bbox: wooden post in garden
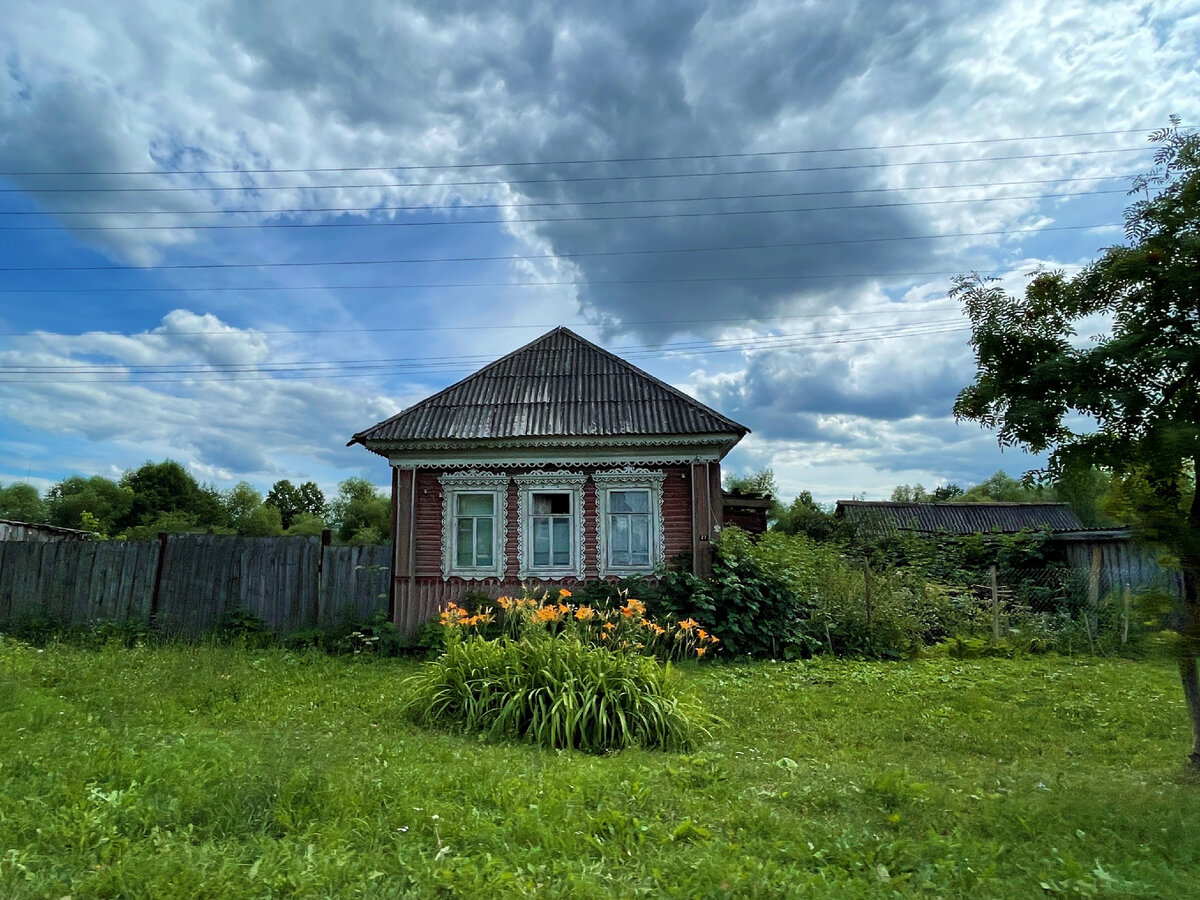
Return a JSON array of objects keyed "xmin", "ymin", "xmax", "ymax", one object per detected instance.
[
  {"xmin": 315, "ymin": 529, "xmax": 332, "ymax": 627},
  {"xmin": 1088, "ymin": 545, "xmax": 1102, "ymax": 644},
  {"xmin": 1122, "ymin": 582, "xmax": 1131, "ymax": 646},
  {"xmin": 990, "ymin": 564, "xmax": 1000, "ymax": 644},
  {"xmin": 864, "ymin": 560, "xmax": 873, "ymax": 646},
  {"xmin": 148, "ymin": 532, "xmax": 169, "ymax": 629}
]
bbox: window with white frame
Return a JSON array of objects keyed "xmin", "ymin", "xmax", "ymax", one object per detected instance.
[
  {"xmin": 439, "ymin": 472, "xmax": 508, "ymax": 579},
  {"xmin": 606, "ymin": 489, "xmax": 652, "ymax": 568},
  {"xmin": 454, "ymin": 493, "xmax": 497, "ymax": 569},
  {"xmin": 515, "ymin": 473, "xmax": 585, "ymax": 578},
  {"xmin": 594, "ymin": 469, "xmax": 665, "ymax": 576}
]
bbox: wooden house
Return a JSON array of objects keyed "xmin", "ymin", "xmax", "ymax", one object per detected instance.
[{"xmin": 350, "ymin": 327, "xmax": 749, "ymax": 632}]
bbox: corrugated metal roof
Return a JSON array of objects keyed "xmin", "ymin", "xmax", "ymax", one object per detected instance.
[
  {"xmin": 350, "ymin": 327, "xmax": 750, "ymax": 445},
  {"xmin": 835, "ymin": 501, "xmax": 1085, "ymax": 535}
]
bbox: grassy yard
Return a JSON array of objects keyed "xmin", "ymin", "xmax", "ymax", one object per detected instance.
[{"xmin": 1, "ymin": 640, "xmax": 1197, "ymax": 898}]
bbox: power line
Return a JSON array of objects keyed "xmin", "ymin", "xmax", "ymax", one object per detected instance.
[
  {"xmin": 0, "ymin": 323, "xmax": 971, "ymax": 384},
  {"xmin": 0, "ymin": 318, "xmax": 965, "ymax": 372},
  {"xmin": 0, "ymin": 304, "xmax": 974, "ymax": 338},
  {"xmin": 0, "ymin": 271, "xmax": 982, "ymax": 296},
  {"xmin": 0, "ymin": 223, "xmax": 1122, "ymax": 273},
  {"xmin": 0, "ymin": 188, "xmax": 1127, "ymax": 232},
  {"xmin": 0, "ymin": 174, "xmax": 1136, "ymax": 218},
  {"xmin": 0, "ymin": 148, "xmax": 1149, "ymax": 194},
  {"xmin": 0, "ymin": 127, "xmax": 1164, "ymax": 177}
]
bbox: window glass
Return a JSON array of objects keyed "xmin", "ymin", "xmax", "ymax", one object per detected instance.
[
  {"xmin": 457, "ymin": 494, "xmax": 494, "ymax": 516},
  {"xmin": 454, "ymin": 492, "xmax": 496, "ymax": 569},
  {"xmin": 607, "ymin": 489, "xmax": 651, "ymax": 568},
  {"xmin": 529, "ymin": 491, "xmax": 573, "ymax": 570}
]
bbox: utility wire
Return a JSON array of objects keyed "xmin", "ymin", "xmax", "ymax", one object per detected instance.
[
  {"xmin": 0, "ymin": 126, "xmax": 1165, "ymax": 177},
  {"xmin": 0, "ymin": 271, "xmax": 985, "ymax": 296},
  {"xmin": 0, "ymin": 148, "xmax": 1149, "ymax": 194},
  {"xmin": 0, "ymin": 318, "xmax": 966, "ymax": 372},
  {"xmin": 0, "ymin": 223, "xmax": 1122, "ymax": 273},
  {"xmin": 0, "ymin": 304, "xmax": 977, "ymax": 337},
  {"xmin": 0, "ymin": 188, "xmax": 1127, "ymax": 232},
  {"xmin": 0, "ymin": 324, "xmax": 971, "ymax": 384},
  {"xmin": 0, "ymin": 174, "xmax": 1136, "ymax": 217}
]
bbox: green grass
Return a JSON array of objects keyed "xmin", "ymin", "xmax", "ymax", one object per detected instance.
[{"xmin": 1, "ymin": 639, "xmax": 1197, "ymax": 898}]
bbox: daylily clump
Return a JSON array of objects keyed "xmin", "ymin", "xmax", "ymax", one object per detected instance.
[{"xmin": 438, "ymin": 588, "xmax": 718, "ymax": 661}]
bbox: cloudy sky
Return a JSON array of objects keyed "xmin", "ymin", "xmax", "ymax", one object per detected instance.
[{"xmin": 1, "ymin": 0, "xmax": 1198, "ymax": 503}]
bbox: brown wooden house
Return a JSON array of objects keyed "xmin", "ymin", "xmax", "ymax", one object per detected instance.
[{"xmin": 350, "ymin": 327, "xmax": 749, "ymax": 632}]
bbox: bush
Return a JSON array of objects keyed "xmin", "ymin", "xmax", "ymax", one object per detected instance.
[
  {"xmin": 648, "ymin": 530, "xmax": 820, "ymax": 658},
  {"xmin": 401, "ymin": 630, "xmax": 713, "ymax": 752},
  {"xmin": 648, "ymin": 528, "xmax": 961, "ymax": 660}
]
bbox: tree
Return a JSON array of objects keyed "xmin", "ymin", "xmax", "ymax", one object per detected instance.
[
  {"xmin": 46, "ymin": 475, "xmax": 134, "ymax": 534},
  {"xmin": 889, "ymin": 483, "xmax": 932, "ymax": 502},
  {"xmin": 959, "ymin": 470, "xmax": 1045, "ymax": 503},
  {"xmin": 330, "ymin": 477, "xmax": 391, "ymax": 543},
  {"xmin": 0, "ymin": 482, "xmax": 47, "ymax": 523},
  {"xmin": 119, "ymin": 460, "xmax": 203, "ymax": 530},
  {"xmin": 772, "ymin": 490, "xmax": 839, "ymax": 541},
  {"xmin": 243, "ymin": 504, "xmax": 284, "ymax": 537},
  {"xmin": 723, "ymin": 467, "xmax": 778, "ymax": 497},
  {"xmin": 952, "ymin": 120, "xmax": 1200, "ymax": 766},
  {"xmin": 286, "ymin": 512, "xmax": 328, "ymax": 536},
  {"xmin": 930, "ymin": 484, "xmax": 965, "ymax": 502},
  {"xmin": 222, "ymin": 482, "xmax": 264, "ymax": 533},
  {"xmin": 265, "ymin": 480, "xmax": 302, "ymax": 529},
  {"xmin": 296, "ymin": 481, "xmax": 326, "ymax": 518}
]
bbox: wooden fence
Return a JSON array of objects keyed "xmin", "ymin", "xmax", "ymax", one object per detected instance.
[{"xmin": 0, "ymin": 534, "xmax": 392, "ymax": 637}]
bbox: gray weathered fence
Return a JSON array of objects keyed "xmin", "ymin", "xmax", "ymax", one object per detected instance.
[{"xmin": 0, "ymin": 534, "xmax": 391, "ymax": 637}]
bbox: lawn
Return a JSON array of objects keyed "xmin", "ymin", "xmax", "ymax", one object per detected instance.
[{"xmin": 1, "ymin": 639, "xmax": 1197, "ymax": 898}]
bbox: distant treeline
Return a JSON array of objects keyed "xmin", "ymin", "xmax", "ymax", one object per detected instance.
[
  {"xmin": 0, "ymin": 460, "xmax": 390, "ymax": 544},
  {"xmin": 723, "ymin": 467, "xmax": 1131, "ymax": 543}
]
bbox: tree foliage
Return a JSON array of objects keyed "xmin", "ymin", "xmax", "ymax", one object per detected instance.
[
  {"xmin": 331, "ymin": 477, "xmax": 391, "ymax": 543},
  {"xmin": 266, "ymin": 479, "xmax": 326, "ymax": 529},
  {"xmin": 46, "ymin": 475, "xmax": 134, "ymax": 534},
  {"xmin": 0, "ymin": 482, "xmax": 47, "ymax": 523},
  {"xmin": 723, "ymin": 467, "xmax": 778, "ymax": 497},
  {"xmin": 952, "ymin": 119, "xmax": 1200, "ymax": 764}
]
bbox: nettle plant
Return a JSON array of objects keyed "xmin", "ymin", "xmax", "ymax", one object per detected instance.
[{"xmin": 401, "ymin": 588, "xmax": 717, "ymax": 753}]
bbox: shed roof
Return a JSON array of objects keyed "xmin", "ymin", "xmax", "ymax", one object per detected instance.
[
  {"xmin": 350, "ymin": 327, "xmax": 749, "ymax": 447},
  {"xmin": 835, "ymin": 501, "xmax": 1085, "ymax": 536}
]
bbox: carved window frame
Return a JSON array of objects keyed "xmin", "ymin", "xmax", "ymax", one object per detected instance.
[
  {"xmin": 594, "ymin": 468, "xmax": 666, "ymax": 577},
  {"xmin": 438, "ymin": 471, "xmax": 509, "ymax": 580},
  {"xmin": 513, "ymin": 472, "xmax": 587, "ymax": 580}
]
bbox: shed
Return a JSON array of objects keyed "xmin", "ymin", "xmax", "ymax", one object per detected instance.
[
  {"xmin": 834, "ymin": 500, "xmax": 1181, "ymax": 598},
  {"xmin": 0, "ymin": 519, "xmax": 95, "ymax": 542}
]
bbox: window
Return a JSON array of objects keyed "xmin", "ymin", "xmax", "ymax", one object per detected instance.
[
  {"xmin": 439, "ymin": 472, "xmax": 508, "ymax": 579},
  {"xmin": 607, "ymin": 489, "xmax": 651, "ymax": 568},
  {"xmin": 515, "ymin": 473, "xmax": 586, "ymax": 578},
  {"xmin": 594, "ymin": 469, "xmax": 665, "ymax": 576},
  {"xmin": 531, "ymin": 493, "xmax": 572, "ymax": 568},
  {"xmin": 454, "ymin": 493, "xmax": 496, "ymax": 569}
]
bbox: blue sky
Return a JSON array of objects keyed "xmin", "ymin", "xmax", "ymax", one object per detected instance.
[{"xmin": 1, "ymin": 0, "xmax": 1198, "ymax": 503}]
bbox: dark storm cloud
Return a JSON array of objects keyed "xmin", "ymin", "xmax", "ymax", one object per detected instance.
[
  {"xmin": 693, "ymin": 340, "xmax": 973, "ymax": 441},
  {"xmin": 216, "ymin": 0, "xmax": 998, "ymax": 341}
]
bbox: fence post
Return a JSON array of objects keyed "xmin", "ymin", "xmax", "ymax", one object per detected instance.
[
  {"xmin": 864, "ymin": 560, "xmax": 873, "ymax": 647},
  {"xmin": 1122, "ymin": 582, "xmax": 1131, "ymax": 645},
  {"xmin": 990, "ymin": 564, "xmax": 1000, "ymax": 644},
  {"xmin": 148, "ymin": 532, "xmax": 169, "ymax": 629},
  {"xmin": 315, "ymin": 529, "xmax": 332, "ymax": 627}
]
